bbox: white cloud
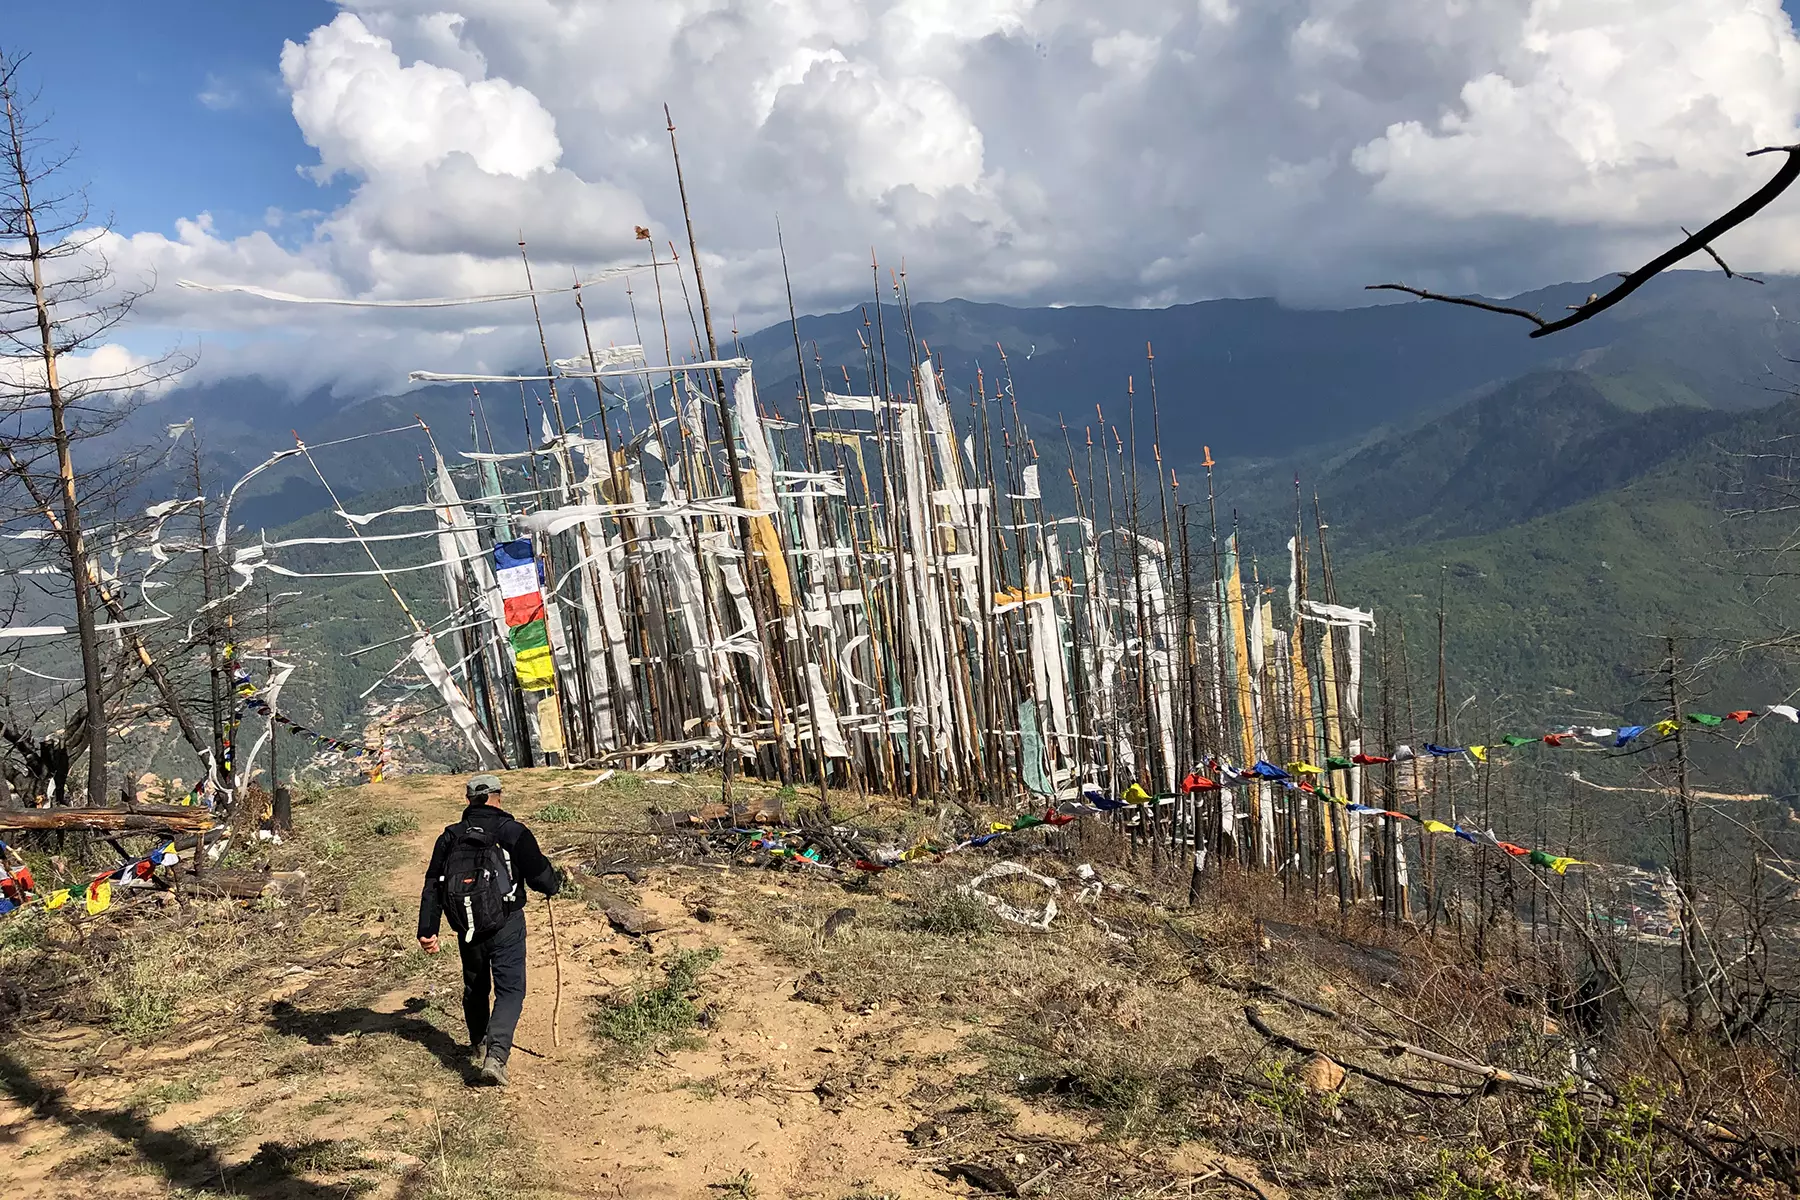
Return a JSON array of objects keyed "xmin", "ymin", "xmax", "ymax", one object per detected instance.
[
  {"xmin": 0, "ymin": 342, "xmax": 179, "ymax": 399},
  {"xmin": 74, "ymin": 0, "xmax": 1800, "ymax": 394},
  {"xmin": 197, "ymin": 73, "xmax": 241, "ymax": 111},
  {"xmin": 1197, "ymin": 0, "xmax": 1236, "ymax": 27},
  {"xmin": 1091, "ymin": 31, "xmax": 1159, "ymax": 74},
  {"xmin": 1352, "ymin": 0, "xmax": 1800, "ymax": 226},
  {"xmin": 280, "ymin": 13, "xmax": 562, "ymax": 180}
]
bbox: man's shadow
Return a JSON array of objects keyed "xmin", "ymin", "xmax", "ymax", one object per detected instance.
[
  {"xmin": 268, "ymin": 996, "xmax": 477, "ymax": 1080},
  {"xmin": 0, "ymin": 1048, "xmax": 358, "ymax": 1198}
]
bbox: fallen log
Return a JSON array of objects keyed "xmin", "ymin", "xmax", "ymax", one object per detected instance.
[
  {"xmin": 592, "ymin": 887, "xmax": 668, "ymax": 935},
  {"xmin": 0, "ymin": 805, "xmax": 215, "ymax": 833}
]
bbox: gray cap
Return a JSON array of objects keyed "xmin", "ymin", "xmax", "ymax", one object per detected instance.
[{"xmin": 466, "ymin": 774, "xmax": 504, "ymax": 801}]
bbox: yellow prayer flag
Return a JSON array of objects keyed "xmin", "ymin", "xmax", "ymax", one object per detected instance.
[
  {"xmin": 989, "ymin": 821, "xmax": 1013, "ymax": 834},
  {"xmin": 43, "ymin": 888, "xmax": 70, "ymax": 910},
  {"xmin": 1468, "ymin": 745, "xmax": 1488, "ymax": 762},
  {"xmin": 86, "ymin": 880, "xmax": 111, "ymax": 915},
  {"xmin": 1286, "ymin": 761, "xmax": 1324, "ymax": 775},
  {"xmin": 1422, "ymin": 820, "xmax": 1455, "ymax": 834},
  {"xmin": 1550, "ymin": 857, "xmax": 1582, "ymax": 875},
  {"xmin": 1653, "ymin": 719, "xmax": 1680, "ymax": 737},
  {"xmin": 514, "ymin": 644, "xmax": 556, "ymax": 691}
]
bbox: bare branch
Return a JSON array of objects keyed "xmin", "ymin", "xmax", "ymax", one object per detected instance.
[
  {"xmin": 1362, "ymin": 283, "xmax": 1549, "ymax": 329},
  {"xmin": 1682, "ymin": 226, "xmax": 1766, "ymax": 284},
  {"xmin": 1369, "ymin": 145, "xmax": 1800, "ymax": 337}
]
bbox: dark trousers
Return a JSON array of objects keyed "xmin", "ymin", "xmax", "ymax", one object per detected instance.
[{"xmin": 457, "ymin": 909, "xmax": 527, "ymax": 1064}]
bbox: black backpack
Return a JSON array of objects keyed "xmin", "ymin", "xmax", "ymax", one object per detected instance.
[{"xmin": 438, "ymin": 818, "xmax": 516, "ymax": 941}]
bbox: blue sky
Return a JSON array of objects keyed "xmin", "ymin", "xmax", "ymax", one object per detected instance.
[{"xmin": 7, "ymin": 1, "xmax": 346, "ymax": 240}]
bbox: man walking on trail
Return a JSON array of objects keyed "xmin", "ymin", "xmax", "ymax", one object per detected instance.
[{"xmin": 418, "ymin": 774, "xmax": 561, "ymax": 1086}]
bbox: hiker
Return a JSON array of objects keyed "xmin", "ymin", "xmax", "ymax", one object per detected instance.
[{"xmin": 417, "ymin": 774, "xmax": 561, "ymax": 1086}]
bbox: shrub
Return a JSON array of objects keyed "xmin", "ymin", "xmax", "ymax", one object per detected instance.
[
  {"xmin": 591, "ymin": 947, "xmax": 722, "ymax": 1055},
  {"xmin": 909, "ymin": 887, "xmax": 989, "ymax": 935},
  {"xmin": 369, "ymin": 810, "xmax": 418, "ymax": 837}
]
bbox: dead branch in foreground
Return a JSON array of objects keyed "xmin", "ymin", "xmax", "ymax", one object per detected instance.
[{"xmin": 1368, "ymin": 144, "xmax": 1800, "ymax": 338}]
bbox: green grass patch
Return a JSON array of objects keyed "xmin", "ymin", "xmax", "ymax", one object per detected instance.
[
  {"xmin": 591, "ymin": 946, "xmax": 722, "ymax": 1056},
  {"xmin": 369, "ymin": 809, "xmax": 419, "ymax": 837},
  {"xmin": 0, "ymin": 908, "xmax": 48, "ymax": 955},
  {"xmin": 99, "ymin": 956, "xmax": 184, "ymax": 1043},
  {"xmin": 246, "ymin": 1137, "xmax": 380, "ymax": 1175},
  {"xmin": 404, "ymin": 1093, "xmax": 536, "ymax": 1200},
  {"xmin": 532, "ymin": 801, "xmax": 580, "ymax": 824},
  {"xmin": 128, "ymin": 1078, "xmax": 202, "ymax": 1116},
  {"xmin": 709, "ymin": 1168, "xmax": 758, "ymax": 1197},
  {"xmin": 907, "ymin": 886, "xmax": 989, "ymax": 935}
]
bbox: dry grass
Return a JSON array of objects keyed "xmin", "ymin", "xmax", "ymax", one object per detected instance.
[
  {"xmin": 0, "ymin": 778, "xmax": 545, "ymax": 1198},
  {"xmin": 6, "ymin": 771, "xmax": 1793, "ymax": 1200}
]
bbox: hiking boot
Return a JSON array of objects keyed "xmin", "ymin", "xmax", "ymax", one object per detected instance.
[
  {"xmin": 477, "ymin": 1058, "xmax": 509, "ymax": 1087},
  {"xmin": 470, "ymin": 1038, "xmax": 489, "ymax": 1069}
]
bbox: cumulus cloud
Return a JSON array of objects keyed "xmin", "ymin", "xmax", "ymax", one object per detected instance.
[
  {"xmin": 85, "ymin": 0, "xmax": 1800, "ymax": 394},
  {"xmin": 280, "ymin": 14, "xmax": 562, "ymax": 180}
]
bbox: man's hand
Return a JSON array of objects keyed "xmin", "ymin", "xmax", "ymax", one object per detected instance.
[{"xmin": 418, "ymin": 935, "xmax": 440, "ymax": 954}]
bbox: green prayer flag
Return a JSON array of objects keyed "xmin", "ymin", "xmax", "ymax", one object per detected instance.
[
  {"xmin": 1528, "ymin": 849, "xmax": 1558, "ymax": 868},
  {"xmin": 508, "ymin": 619, "xmax": 549, "ymax": 653},
  {"xmin": 1687, "ymin": 713, "xmax": 1724, "ymax": 727},
  {"xmin": 1502, "ymin": 735, "xmax": 1534, "ymax": 747},
  {"xmin": 1325, "ymin": 756, "xmax": 1352, "ymax": 770},
  {"xmin": 1012, "ymin": 814, "xmax": 1046, "ymax": 830}
]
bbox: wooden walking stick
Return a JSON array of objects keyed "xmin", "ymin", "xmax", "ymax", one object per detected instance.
[{"xmin": 545, "ymin": 896, "xmax": 564, "ymax": 1048}]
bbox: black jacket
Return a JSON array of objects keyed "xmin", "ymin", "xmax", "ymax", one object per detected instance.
[{"xmin": 418, "ymin": 803, "xmax": 561, "ymax": 938}]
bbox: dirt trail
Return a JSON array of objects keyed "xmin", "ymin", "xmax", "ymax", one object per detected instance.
[{"xmin": 379, "ymin": 779, "xmax": 975, "ymax": 1199}]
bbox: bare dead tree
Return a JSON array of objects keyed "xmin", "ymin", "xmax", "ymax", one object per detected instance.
[
  {"xmin": 0, "ymin": 49, "xmax": 190, "ymax": 802},
  {"xmin": 1368, "ymin": 144, "xmax": 1800, "ymax": 337}
]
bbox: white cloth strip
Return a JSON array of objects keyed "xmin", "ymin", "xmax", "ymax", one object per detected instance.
[
  {"xmin": 178, "ymin": 265, "xmax": 650, "ymax": 308},
  {"xmin": 557, "ymin": 357, "xmax": 751, "ymax": 379},
  {"xmin": 2, "ymin": 662, "xmax": 84, "ymax": 682},
  {"xmin": 1301, "ymin": 599, "xmax": 1377, "ymax": 628},
  {"xmin": 518, "ymin": 498, "xmax": 771, "ymax": 537},
  {"xmin": 259, "ymin": 526, "xmax": 475, "ymax": 550},
  {"xmin": 0, "ymin": 616, "xmax": 167, "ymax": 639},
  {"xmin": 553, "ymin": 346, "xmax": 645, "ymax": 370},
  {"xmin": 409, "ymin": 371, "xmax": 553, "ymax": 383}
]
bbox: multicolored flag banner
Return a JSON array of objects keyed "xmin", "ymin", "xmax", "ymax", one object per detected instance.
[{"xmin": 495, "ymin": 539, "xmax": 555, "ymax": 691}]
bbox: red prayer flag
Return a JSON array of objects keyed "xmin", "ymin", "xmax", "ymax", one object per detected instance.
[
  {"xmin": 1727, "ymin": 710, "xmax": 1754, "ymax": 723},
  {"xmin": 1042, "ymin": 809, "xmax": 1076, "ymax": 826},
  {"xmin": 1496, "ymin": 842, "xmax": 1530, "ymax": 856},
  {"xmin": 1182, "ymin": 773, "xmax": 1219, "ymax": 792},
  {"xmin": 1542, "ymin": 734, "xmax": 1566, "ymax": 747},
  {"xmin": 1351, "ymin": 753, "xmax": 1392, "ymax": 765},
  {"xmin": 502, "ymin": 592, "xmax": 546, "ymax": 627}
]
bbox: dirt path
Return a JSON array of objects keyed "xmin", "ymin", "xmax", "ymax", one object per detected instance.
[
  {"xmin": 378, "ymin": 778, "xmax": 975, "ymax": 1200},
  {"xmin": 1, "ymin": 773, "xmax": 1295, "ymax": 1200}
]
